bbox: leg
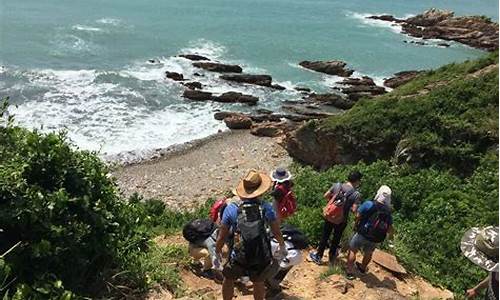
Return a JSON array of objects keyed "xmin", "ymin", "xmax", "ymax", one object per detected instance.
[
  {"xmin": 316, "ymin": 220, "xmax": 335, "ymax": 258},
  {"xmin": 328, "ymin": 222, "xmax": 347, "ymax": 263},
  {"xmin": 361, "ymin": 251, "xmax": 373, "ymax": 270},
  {"xmin": 222, "ymin": 278, "xmax": 235, "ymax": 300},
  {"xmin": 253, "ymin": 281, "xmax": 266, "ymax": 300},
  {"xmin": 346, "ymin": 248, "xmax": 358, "ymax": 273}
]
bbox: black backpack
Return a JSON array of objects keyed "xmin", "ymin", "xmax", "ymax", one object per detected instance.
[
  {"xmin": 362, "ymin": 204, "xmax": 391, "ymax": 243},
  {"xmin": 233, "ymin": 201, "xmax": 273, "ymax": 270},
  {"xmin": 279, "ymin": 224, "xmax": 309, "ymax": 250},
  {"xmin": 182, "ymin": 219, "xmax": 216, "ymax": 244}
]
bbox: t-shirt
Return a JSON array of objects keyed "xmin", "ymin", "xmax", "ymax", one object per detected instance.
[
  {"xmin": 328, "ymin": 182, "xmax": 362, "ymax": 220},
  {"xmin": 221, "ymin": 200, "xmax": 277, "ymax": 232},
  {"xmin": 357, "ymin": 200, "xmax": 393, "ymax": 231}
]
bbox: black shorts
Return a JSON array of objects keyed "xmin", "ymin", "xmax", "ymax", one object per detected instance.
[{"xmin": 222, "ymin": 259, "xmax": 279, "ymax": 282}]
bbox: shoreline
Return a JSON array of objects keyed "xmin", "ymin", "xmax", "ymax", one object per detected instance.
[{"xmin": 112, "ymin": 130, "xmax": 292, "ymax": 210}]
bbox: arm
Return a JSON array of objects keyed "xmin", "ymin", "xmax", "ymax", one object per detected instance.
[
  {"xmin": 270, "ymin": 221, "xmax": 285, "ymax": 247},
  {"xmin": 466, "ymin": 275, "xmax": 490, "ymax": 298},
  {"xmin": 215, "ymin": 224, "xmax": 229, "ymax": 256},
  {"xmin": 324, "ymin": 190, "xmax": 333, "ymax": 201}
]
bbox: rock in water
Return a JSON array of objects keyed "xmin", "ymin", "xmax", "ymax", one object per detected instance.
[
  {"xmin": 193, "ymin": 62, "xmax": 243, "ymax": 73},
  {"xmin": 299, "ymin": 60, "xmax": 354, "ymax": 77},
  {"xmin": 367, "ymin": 15, "xmax": 404, "ymax": 23},
  {"xmin": 224, "ymin": 115, "xmax": 252, "ymax": 129},
  {"xmin": 219, "ymin": 74, "xmax": 273, "ymax": 87},
  {"xmin": 182, "ymin": 90, "xmax": 213, "ymax": 101},
  {"xmin": 178, "ymin": 54, "xmax": 210, "ymax": 61},
  {"xmin": 306, "ymin": 93, "xmax": 355, "ymax": 110},
  {"xmin": 384, "ymin": 70, "xmax": 424, "ymax": 88},
  {"xmin": 165, "ymin": 71, "xmax": 184, "ymax": 81},
  {"xmin": 213, "ymin": 92, "xmax": 259, "ymax": 105},
  {"xmin": 339, "ymin": 76, "xmax": 376, "ymax": 86},
  {"xmin": 183, "ymin": 81, "xmax": 203, "ymax": 90}
]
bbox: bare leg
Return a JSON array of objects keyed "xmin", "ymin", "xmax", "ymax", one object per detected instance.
[
  {"xmin": 361, "ymin": 251, "xmax": 373, "ymax": 270},
  {"xmin": 253, "ymin": 281, "xmax": 266, "ymax": 300},
  {"xmin": 346, "ymin": 249, "xmax": 358, "ymax": 273},
  {"xmin": 222, "ymin": 278, "xmax": 234, "ymax": 300}
]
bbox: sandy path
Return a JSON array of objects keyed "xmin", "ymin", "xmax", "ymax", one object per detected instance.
[{"xmin": 113, "ymin": 130, "xmax": 291, "ymax": 210}]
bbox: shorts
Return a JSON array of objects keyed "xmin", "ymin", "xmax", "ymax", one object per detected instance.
[
  {"xmin": 349, "ymin": 233, "xmax": 377, "ymax": 254},
  {"xmin": 223, "ymin": 259, "xmax": 279, "ymax": 282}
]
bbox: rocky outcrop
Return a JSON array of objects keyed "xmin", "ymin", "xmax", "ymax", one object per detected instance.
[
  {"xmin": 193, "ymin": 62, "xmax": 243, "ymax": 73},
  {"xmin": 224, "ymin": 115, "xmax": 252, "ymax": 129},
  {"xmin": 213, "ymin": 92, "xmax": 259, "ymax": 105},
  {"xmin": 219, "ymin": 74, "xmax": 273, "ymax": 87},
  {"xmin": 299, "ymin": 60, "xmax": 354, "ymax": 77},
  {"xmin": 369, "ymin": 8, "xmax": 499, "ymax": 51},
  {"xmin": 250, "ymin": 122, "xmax": 297, "ymax": 137},
  {"xmin": 341, "ymin": 85, "xmax": 387, "ymax": 101},
  {"xmin": 165, "ymin": 71, "xmax": 184, "ymax": 81},
  {"xmin": 183, "ymin": 81, "xmax": 203, "ymax": 90},
  {"xmin": 367, "ymin": 15, "xmax": 404, "ymax": 23},
  {"xmin": 305, "ymin": 93, "xmax": 355, "ymax": 110},
  {"xmin": 178, "ymin": 54, "xmax": 210, "ymax": 61},
  {"xmin": 182, "ymin": 90, "xmax": 213, "ymax": 101},
  {"xmin": 383, "ymin": 71, "xmax": 425, "ymax": 88},
  {"xmin": 339, "ymin": 76, "xmax": 376, "ymax": 86},
  {"xmin": 282, "ymin": 104, "xmax": 334, "ymax": 118},
  {"xmin": 284, "ymin": 121, "xmax": 350, "ymax": 170},
  {"xmin": 294, "ymin": 86, "xmax": 311, "ymax": 93}
]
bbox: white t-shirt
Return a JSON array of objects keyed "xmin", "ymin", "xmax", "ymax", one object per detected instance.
[{"xmin": 271, "ymin": 240, "xmax": 303, "ymax": 269}]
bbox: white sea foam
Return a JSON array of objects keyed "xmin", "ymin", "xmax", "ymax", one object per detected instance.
[
  {"xmin": 50, "ymin": 34, "xmax": 99, "ymax": 55},
  {"xmin": 72, "ymin": 25, "xmax": 103, "ymax": 32},
  {"xmin": 180, "ymin": 39, "xmax": 227, "ymax": 60},
  {"xmin": 96, "ymin": 18, "xmax": 122, "ymax": 26},
  {"xmin": 346, "ymin": 11, "xmax": 405, "ymax": 34}
]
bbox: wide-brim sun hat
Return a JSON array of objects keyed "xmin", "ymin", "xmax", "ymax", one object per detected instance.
[
  {"xmin": 460, "ymin": 226, "xmax": 499, "ymax": 272},
  {"xmin": 236, "ymin": 170, "xmax": 272, "ymax": 199},
  {"xmin": 270, "ymin": 167, "xmax": 292, "ymax": 183},
  {"xmin": 375, "ymin": 185, "xmax": 392, "ymax": 206}
]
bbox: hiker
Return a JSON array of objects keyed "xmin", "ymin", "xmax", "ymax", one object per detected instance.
[
  {"xmin": 209, "ymin": 190, "xmax": 238, "ymax": 225},
  {"xmin": 182, "ymin": 218, "xmax": 222, "ymax": 280},
  {"xmin": 309, "ymin": 171, "xmax": 363, "ymax": 266},
  {"xmin": 215, "ymin": 170, "xmax": 288, "ymax": 300},
  {"xmin": 345, "ymin": 185, "xmax": 394, "ymax": 280},
  {"xmin": 461, "ymin": 226, "xmax": 498, "ymax": 300},
  {"xmin": 270, "ymin": 167, "xmax": 297, "ymax": 222},
  {"xmin": 266, "ymin": 224, "xmax": 308, "ymax": 298}
]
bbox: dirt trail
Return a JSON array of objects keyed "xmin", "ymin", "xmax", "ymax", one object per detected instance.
[{"xmin": 148, "ymin": 235, "xmax": 453, "ymax": 300}]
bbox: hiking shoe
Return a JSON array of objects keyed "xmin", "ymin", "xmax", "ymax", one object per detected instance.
[
  {"xmin": 309, "ymin": 252, "xmax": 322, "ymax": 265},
  {"xmin": 356, "ymin": 262, "xmax": 367, "ymax": 274},
  {"xmin": 345, "ymin": 272, "xmax": 355, "ymax": 280}
]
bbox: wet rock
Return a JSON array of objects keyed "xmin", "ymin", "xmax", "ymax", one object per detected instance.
[
  {"xmin": 182, "ymin": 89, "xmax": 213, "ymax": 101},
  {"xmin": 438, "ymin": 42, "xmax": 450, "ymax": 47},
  {"xmin": 299, "ymin": 60, "xmax": 354, "ymax": 77},
  {"xmin": 294, "ymin": 86, "xmax": 311, "ymax": 92},
  {"xmin": 256, "ymin": 108, "xmax": 273, "ymax": 115},
  {"xmin": 282, "ymin": 104, "xmax": 334, "ymax": 118},
  {"xmin": 213, "ymin": 92, "xmax": 259, "ymax": 105},
  {"xmin": 341, "ymin": 85, "xmax": 386, "ymax": 96},
  {"xmin": 339, "ymin": 76, "xmax": 376, "ymax": 86},
  {"xmin": 367, "ymin": 15, "xmax": 404, "ymax": 23},
  {"xmin": 220, "ymin": 74, "xmax": 273, "ymax": 87},
  {"xmin": 384, "ymin": 70, "xmax": 424, "ymax": 88},
  {"xmin": 165, "ymin": 71, "xmax": 184, "ymax": 81},
  {"xmin": 224, "ymin": 115, "xmax": 252, "ymax": 129},
  {"xmin": 193, "ymin": 62, "xmax": 243, "ymax": 73},
  {"xmin": 306, "ymin": 93, "xmax": 354, "ymax": 110},
  {"xmin": 214, "ymin": 111, "xmax": 240, "ymax": 121},
  {"xmin": 178, "ymin": 54, "xmax": 210, "ymax": 61},
  {"xmin": 271, "ymin": 84, "xmax": 286, "ymax": 90},
  {"xmin": 148, "ymin": 58, "xmax": 161, "ymax": 64},
  {"xmin": 194, "ymin": 72, "xmax": 202, "ymax": 77},
  {"xmin": 403, "ymin": 40, "xmax": 428, "ymax": 46},
  {"xmin": 371, "ymin": 8, "xmax": 499, "ymax": 51},
  {"xmin": 183, "ymin": 81, "xmax": 203, "ymax": 90}
]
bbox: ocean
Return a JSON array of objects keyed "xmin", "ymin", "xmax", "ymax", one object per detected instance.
[{"xmin": 0, "ymin": 0, "xmax": 498, "ymax": 160}]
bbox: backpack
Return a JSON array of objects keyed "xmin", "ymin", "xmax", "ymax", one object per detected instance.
[
  {"xmin": 233, "ymin": 201, "xmax": 273, "ymax": 270},
  {"xmin": 209, "ymin": 198, "xmax": 228, "ymax": 223},
  {"xmin": 182, "ymin": 219, "xmax": 216, "ymax": 244},
  {"xmin": 361, "ymin": 204, "xmax": 391, "ymax": 243},
  {"xmin": 274, "ymin": 183, "xmax": 297, "ymax": 219},
  {"xmin": 279, "ymin": 224, "xmax": 309, "ymax": 250},
  {"xmin": 323, "ymin": 184, "xmax": 356, "ymax": 224}
]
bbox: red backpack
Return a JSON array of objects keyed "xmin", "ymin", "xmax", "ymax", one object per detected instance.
[
  {"xmin": 209, "ymin": 198, "xmax": 227, "ymax": 223},
  {"xmin": 275, "ymin": 183, "xmax": 297, "ymax": 219}
]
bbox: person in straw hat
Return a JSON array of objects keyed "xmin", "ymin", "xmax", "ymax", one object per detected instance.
[
  {"xmin": 215, "ymin": 170, "xmax": 287, "ymax": 300},
  {"xmin": 461, "ymin": 226, "xmax": 499, "ymax": 299}
]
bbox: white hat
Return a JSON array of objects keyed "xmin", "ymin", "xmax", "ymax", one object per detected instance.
[{"xmin": 374, "ymin": 185, "xmax": 392, "ymax": 206}]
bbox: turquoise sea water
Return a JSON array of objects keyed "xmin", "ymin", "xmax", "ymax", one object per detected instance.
[{"xmin": 0, "ymin": 0, "xmax": 498, "ymax": 159}]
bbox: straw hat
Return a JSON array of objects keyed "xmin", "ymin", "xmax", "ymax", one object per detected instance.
[
  {"xmin": 235, "ymin": 170, "xmax": 272, "ymax": 199},
  {"xmin": 461, "ymin": 226, "xmax": 499, "ymax": 272},
  {"xmin": 270, "ymin": 167, "xmax": 292, "ymax": 183}
]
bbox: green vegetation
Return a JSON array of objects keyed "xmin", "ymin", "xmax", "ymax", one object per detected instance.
[{"xmin": 320, "ymin": 52, "xmax": 498, "ymax": 176}]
